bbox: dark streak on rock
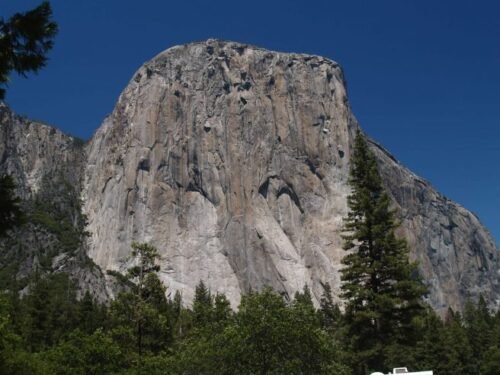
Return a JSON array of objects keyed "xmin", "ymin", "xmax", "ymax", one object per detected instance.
[
  {"xmin": 305, "ymin": 158, "xmax": 323, "ymax": 180},
  {"xmin": 258, "ymin": 178, "xmax": 269, "ymax": 199},
  {"xmin": 277, "ymin": 185, "xmax": 304, "ymax": 213}
]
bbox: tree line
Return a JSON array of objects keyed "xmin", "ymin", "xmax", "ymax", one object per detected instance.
[
  {"xmin": 0, "ymin": 258, "xmax": 499, "ymax": 374},
  {"xmin": 0, "ymin": 132, "xmax": 499, "ymax": 374}
]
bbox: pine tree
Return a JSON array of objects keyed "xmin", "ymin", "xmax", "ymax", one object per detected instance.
[
  {"xmin": 0, "ymin": 2, "xmax": 57, "ymax": 238},
  {"xmin": 0, "ymin": 175, "xmax": 24, "ymax": 237},
  {"xmin": 0, "ymin": 2, "xmax": 58, "ymax": 99},
  {"xmin": 319, "ymin": 282, "xmax": 342, "ymax": 330},
  {"xmin": 109, "ymin": 242, "xmax": 170, "ymax": 370},
  {"xmin": 464, "ymin": 296, "xmax": 494, "ymax": 374},
  {"xmin": 170, "ymin": 290, "xmax": 192, "ymax": 339},
  {"xmin": 192, "ymin": 288, "xmax": 348, "ymax": 374},
  {"xmin": 442, "ymin": 310, "xmax": 475, "ymax": 375},
  {"xmin": 481, "ymin": 347, "xmax": 500, "ymax": 375},
  {"xmin": 44, "ymin": 329, "xmax": 126, "ymax": 375},
  {"xmin": 78, "ymin": 291, "xmax": 108, "ymax": 335},
  {"xmin": 212, "ymin": 293, "xmax": 232, "ymax": 332},
  {"xmin": 192, "ymin": 280, "xmax": 213, "ymax": 328},
  {"xmin": 294, "ymin": 284, "xmax": 314, "ymax": 307},
  {"xmin": 341, "ymin": 131, "xmax": 427, "ymax": 374}
]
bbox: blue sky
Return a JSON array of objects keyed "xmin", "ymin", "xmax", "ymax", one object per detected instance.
[{"xmin": 2, "ymin": 1, "xmax": 499, "ymax": 244}]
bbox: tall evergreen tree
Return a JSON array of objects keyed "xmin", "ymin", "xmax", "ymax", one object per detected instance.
[
  {"xmin": 0, "ymin": 175, "xmax": 24, "ymax": 237},
  {"xmin": 464, "ymin": 296, "xmax": 494, "ymax": 374},
  {"xmin": 20, "ymin": 273, "xmax": 79, "ymax": 352},
  {"xmin": 443, "ymin": 310, "xmax": 475, "ymax": 375},
  {"xmin": 319, "ymin": 282, "xmax": 342, "ymax": 330},
  {"xmin": 109, "ymin": 242, "xmax": 170, "ymax": 371},
  {"xmin": 44, "ymin": 329, "xmax": 126, "ymax": 375},
  {"xmin": 481, "ymin": 347, "xmax": 500, "ymax": 375},
  {"xmin": 294, "ymin": 284, "xmax": 314, "ymax": 307},
  {"xmin": 192, "ymin": 280, "xmax": 213, "ymax": 328},
  {"xmin": 0, "ymin": 2, "xmax": 58, "ymax": 99},
  {"xmin": 78, "ymin": 291, "xmax": 107, "ymax": 335},
  {"xmin": 0, "ymin": 2, "xmax": 57, "ymax": 239},
  {"xmin": 340, "ymin": 131, "xmax": 427, "ymax": 374}
]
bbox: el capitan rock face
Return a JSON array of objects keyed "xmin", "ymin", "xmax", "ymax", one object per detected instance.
[
  {"xmin": 81, "ymin": 40, "xmax": 499, "ymax": 312},
  {"xmin": 1, "ymin": 40, "xmax": 498, "ymax": 313},
  {"xmin": 83, "ymin": 39, "xmax": 356, "ymax": 306}
]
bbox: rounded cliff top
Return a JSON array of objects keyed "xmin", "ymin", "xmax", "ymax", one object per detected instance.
[
  {"xmin": 155, "ymin": 38, "xmax": 338, "ymax": 62},
  {"xmin": 140, "ymin": 38, "xmax": 343, "ymax": 78},
  {"xmin": 111, "ymin": 38, "xmax": 350, "ymax": 126}
]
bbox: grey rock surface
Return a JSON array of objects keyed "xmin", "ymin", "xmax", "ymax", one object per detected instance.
[
  {"xmin": 81, "ymin": 40, "xmax": 499, "ymax": 312},
  {"xmin": 0, "ymin": 41, "xmax": 498, "ymax": 313},
  {"xmin": 0, "ymin": 102, "xmax": 80, "ymax": 199},
  {"xmin": 0, "ymin": 103, "xmax": 108, "ymax": 301},
  {"xmin": 371, "ymin": 140, "xmax": 499, "ymax": 312},
  {"xmin": 83, "ymin": 40, "xmax": 355, "ymax": 305}
]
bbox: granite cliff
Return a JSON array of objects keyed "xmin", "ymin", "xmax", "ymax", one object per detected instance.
[
  {"xmin": 0, "ymin": 103, "xmax": 107, "ymax": 299},
  {"xmin": 1, "ymin": 40, "xmax": 498, "ymax": 313}
]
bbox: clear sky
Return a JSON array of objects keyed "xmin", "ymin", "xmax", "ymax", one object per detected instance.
[{"xmin": 2, "ymin": 1, "xmax": 499, "ymax": 245}]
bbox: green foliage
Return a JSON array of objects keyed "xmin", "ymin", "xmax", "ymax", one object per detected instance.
[
  {"xmin": 0, "ymin": 168, "xmax": 91, "ymax": 289},
  {"xmin": 0, "ymin": 129, "xmax": 496, "ymax": 375},
  {"xmin": 106, "ymin": 269, "xmax": 134, "ymax": 288},
  {"xmin": 43, "ymin": 329, "xmax": 125, "ymax": 375},
  {"xmin": 109, "ymin": 242, "xmax": 171, "ymax": 371},
  {"xmin": 0, "ymin": 293, "xmax": 20, "ymax": 373},
  {"xmin": 463, "ymin": 296, "xmax": 495, "ymax": 373},
  {"xmin": 0, "ymin": 1, "xmax": 58, "ymax": 99},
  {"xmin": 170, "ymin": 290, "xmax": 193, "ymax": 339},
  {"xmin": 127, "ymin": 242, "xmax": 161, "ymax": 286},
  {"xmin": 0, "ymin": 261, "xmax": 24, "ymax": 292},
  {"xmin": 294, "ymin": 284, "xmax": 314, "ymax": 307},
  {"xmin": 29, "ymin": 172, "xmax": 89, "ymax": 256},
  {"xmin": 0, "ymin": 175, "xmax": 24, "ymax": 237},
  {"xmin": 192, "ymin": 280, "xmax": 213, "ymax": 327},
  {"xmin": 18, "ymin": 273, "xmax": 80, "ymax": 352},
  {"xmin": 1, "ymin": 270, "xmax": 499, "ymax": 374},
  {"xmin": 319, "ymin": 282, "xmax": 342, "ymax": 330},
  {"xmin": 481, "ymin": 347, "xmax": 500, "ymax": 375},
  {"xmin": 78, "ymin": 291, "xmax": 108, "ymax": 334},
  {"xmin": 341, "ymin": 131, "xmax": 427, "ymax": 374},
  {"xmin": 72, "ymin": 136, "xmax": 86, "ymax": 148},
  {"xmin": 110, "ymin": 290, "xmax": 170, "ymax": 355},
  {"xmin": 171, "ymin": 288, "xmax": 349, "ymax": 374},
  {"xmin": 444, "ymin": 311, "xmax": 475, "ymax": 374},
  {"xmin": 31, "ymin": 203, "xmax": 82, "ymax": 257},
  {"xmin": 6, "ymin": 172, "xmax": 92, "ymax": 280},
  {"xmin": 408, "ymin": 307, "xmax": 491, "ymax": 375},
  {"xmin": 2, "ymin": 286, "xmax": 79, "ymax": 375}
]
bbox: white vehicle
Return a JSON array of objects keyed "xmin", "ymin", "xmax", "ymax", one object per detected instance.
[{"xmin": 371, "ymin": 367, "xmax": 433, "ymax": 375}]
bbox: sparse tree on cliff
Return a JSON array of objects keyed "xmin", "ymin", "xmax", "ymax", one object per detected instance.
[
  {"xmin": 340, "ymin": 131, "xmax": 427, "ymax": 374},
  {"xmin": 0, "ymin": 175, "xmax": 24, "ymax": 237}
]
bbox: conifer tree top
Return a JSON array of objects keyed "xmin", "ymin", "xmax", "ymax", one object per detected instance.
[{"xmin": 340, "ymin": 131, "xmax": 427, "ymax": 373}]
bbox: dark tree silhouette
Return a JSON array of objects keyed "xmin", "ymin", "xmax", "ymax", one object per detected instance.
[{"xmin": 0, "ymin": 1, "xmax": 58, "ymax": 99}]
